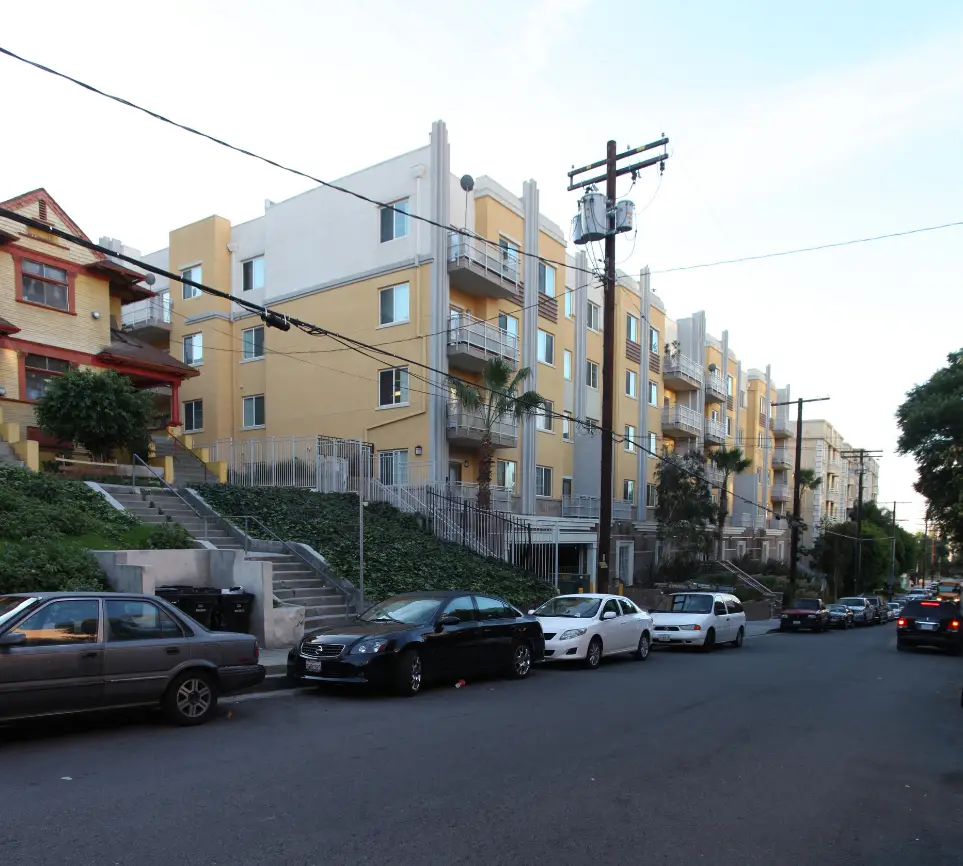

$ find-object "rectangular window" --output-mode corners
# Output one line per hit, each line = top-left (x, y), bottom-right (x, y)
(106, 599), (183, 641)
(183, 332), (203, 366)
(759, 396), (766, 413)
(379, 198), (409, 242)
(711, 409), (720, 422)
(241, 256), (265, 292)
(563, 349), (572, 381)
(537, 330), (554, 365)
(498, 312), (518, 338)
(242, 394), (265, 429)
(649, 326), (659, 354)
(23, 354), (70, 401)
(740, 390), (747, 409)
(241, 325), (264, 361)
(535, 465), (553, 498)
(184, 399), (203, 433)
(624, 479), (635, 503)
(182, 265), (202, 300)
(564, 290), (573, 318)
(625, 369), (637, 398)
(646, 483), (658, 508)
(758, 432), (764, 448)
(563, 412), (572, 441)
(496, 459), (516, 490)
(648, 431), (657, 456)
(648, 380), (658, 406)
(21, 259), (69, 311)
(727, 374), (734, 397)
(379, 449), (409, 485)
(587, 301), (601, 332)
(537, 399), (554, 432)
(626, 314), (639, 344)
(379, 283), (410, 326)
(562, 477), (572, 498)
(625, 425), (636, 451)
(726, 415), (732, 435)
(379, 367), (409, 406)
(587, 360), (599, 390)
(537, 262), (555, 297)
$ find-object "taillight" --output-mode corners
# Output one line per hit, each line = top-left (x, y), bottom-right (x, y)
(897, 618), (905, 627)
(950, 621), (960, 631)
(922, 601), (940, 607)
(254, 640), (260, 662)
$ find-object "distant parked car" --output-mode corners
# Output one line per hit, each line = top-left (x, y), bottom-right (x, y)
(0, 592), (265, 726)
(532, 594), (653, 668)
(780, 599), (831, 632)
(863, 596), (886, 624)
(827, 604), (854, 629)
(837, 597), (874, 626)
(288, 591), (545, 696)
(897, 600), (963, 654)
(886, 602), (901, 621)
(650, 592), (747, 651)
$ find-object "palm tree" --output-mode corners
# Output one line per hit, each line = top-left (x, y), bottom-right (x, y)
(448, 358), (545, 510)
(710, 446), (753, 559)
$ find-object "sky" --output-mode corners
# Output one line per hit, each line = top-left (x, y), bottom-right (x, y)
(2, 0), (961, 532)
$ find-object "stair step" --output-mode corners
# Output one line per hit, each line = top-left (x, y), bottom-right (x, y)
(278, 591), (342, 604)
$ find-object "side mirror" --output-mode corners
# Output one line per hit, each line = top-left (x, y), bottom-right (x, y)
(437, 615), (460, 629)
(0, 632), (26, 648)
(602, 611), (617, 621)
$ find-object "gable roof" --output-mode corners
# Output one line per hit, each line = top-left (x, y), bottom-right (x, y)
(0, 188), (102, 255)
(98, 329), (199, 380)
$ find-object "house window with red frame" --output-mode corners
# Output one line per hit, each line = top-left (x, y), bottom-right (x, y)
(22, 259), (70, 311)
(24, 354), (70, 400)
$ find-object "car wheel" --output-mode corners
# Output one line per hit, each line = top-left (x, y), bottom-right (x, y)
(163, 670), (217, 726)
(584, 636), (603, 669)
(732, 627), (745, 648)
(701, 628), (716, 652)
(509, 641), (533, 678)
(634, 631), (651, 660)
(394, 647), (423, 696)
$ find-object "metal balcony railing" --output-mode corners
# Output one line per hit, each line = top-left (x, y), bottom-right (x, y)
(771, 416), (794, 437)
(562, 495), (634, 520)
(121, 295), (172, 329)
(448, 232), (523, 298)
(662, 404), (703, 437)
(447, 312), (519, 366)
(772, 447), (792, 468)
(443, 481), (514, 513)
(770, 483), (790, 501)
(705, 372), (726, 402)
(446, 397), (518, 445)
(663, 353), (704, 387)
(704, 417), (726, 443)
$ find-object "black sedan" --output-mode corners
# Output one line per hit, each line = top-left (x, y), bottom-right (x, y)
(827, 604), (854, 629)
(287, 591), (545, 696)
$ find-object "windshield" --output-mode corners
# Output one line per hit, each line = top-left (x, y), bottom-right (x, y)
(937, 583), (960, 593)
(535, 597), (603, 618)
(828, 605), (847, 612)
(839, 598), (864, 607)
(657, 594), (713, 614)
(359, 597), (442, 625)
(789, 599), (820, 610)
(0, 596), (37, 628)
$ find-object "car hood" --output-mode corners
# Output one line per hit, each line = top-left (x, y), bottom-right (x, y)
(537, 616), (598, 631)
(302, 620), (414, 644)
(784, 608), (822, 615)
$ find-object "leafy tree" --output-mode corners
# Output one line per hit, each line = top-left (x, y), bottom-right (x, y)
(655, 449), (716, 566)
(35, 369), (154, 462)
(709, 446), (752, 558)
(783, 468), (823, 603)
(897, 348), (963, 555)
(447, 358), (544, 510)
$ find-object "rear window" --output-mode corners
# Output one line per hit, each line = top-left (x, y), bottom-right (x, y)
(901, 600), (959, 617)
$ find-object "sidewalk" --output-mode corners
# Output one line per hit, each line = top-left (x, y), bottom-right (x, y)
(745, 618), (781, 637)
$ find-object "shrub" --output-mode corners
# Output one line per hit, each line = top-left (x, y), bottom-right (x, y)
(0, 541), (108, 594)
(139, 522), (196, 550)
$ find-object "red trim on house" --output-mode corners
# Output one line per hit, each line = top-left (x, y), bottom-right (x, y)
(27, 427), (73, 450)
(0, 188), (100, 250)
(10, 248), (78, 316)
(0, 319), (19, 336)
(96, 358), (185, 383)
(171, 381), (181, 426)
(0, 336), (96, 366)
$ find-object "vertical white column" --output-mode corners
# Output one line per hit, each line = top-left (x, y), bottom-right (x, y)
(428, 121), (451, 485)
(520, 180), (540, 515)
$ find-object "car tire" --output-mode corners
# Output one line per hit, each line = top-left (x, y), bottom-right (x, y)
(508, 640), (533, 678)
(732, 627), (744, 648)
(634, 631), (651, 660)
(584, 636), (603, 669)
(701, 628), (716, 652)
(394, 647), (423, 697)
(163, 670), (218, 726)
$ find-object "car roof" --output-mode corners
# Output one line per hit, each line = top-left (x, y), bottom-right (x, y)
(552, 593), (618, 600)
(390, 591), (487, 600)
(0, 591), (151, 600)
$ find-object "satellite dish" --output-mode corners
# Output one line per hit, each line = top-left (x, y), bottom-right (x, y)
(460, 175), (475, 192)
(144, 273), (156, 286)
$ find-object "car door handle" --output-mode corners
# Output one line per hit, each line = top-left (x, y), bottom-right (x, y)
(165, 647), (181, 655)
(81, 650), (101, 659)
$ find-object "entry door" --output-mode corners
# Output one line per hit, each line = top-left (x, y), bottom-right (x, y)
(0, 598), (104, 720)
(713, 598), (733, 642)
(448, 461), (463, 484)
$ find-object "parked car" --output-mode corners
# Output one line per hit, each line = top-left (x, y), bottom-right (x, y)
(287, 591), (545, 696)
(650, 592), (747, 651)
(897, 600), (963, 654)
(886, 602), (901, 621)
(0, 592), (265, 726)
(827, 604), (854, 629)
(863, 595), (886, 624)
(532, 594), (653, 669)
(780, 599), (831, 632)
(838, 596), (874, 626)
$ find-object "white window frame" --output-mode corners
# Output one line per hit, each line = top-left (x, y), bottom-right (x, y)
(562, 411), (572, 441)
(241, 325), (264, 361)
(379, 449), (409, 485)
(625, 425), (636, 452)
(537, 329), (555, 366)
(241, 256), (264, 293)
(538, 261), (556, 298)
(242, 394), (265, 429)
(648, 432), (658, 457)
(496, 459), (517, 491)
(183, 399), (203, 433)
(587, 360), (600, 390)
(727, 374), (734, 397)
(537, 399), (554, 433)
(648, 380), (658, 407)
(378, 367), (409, 408)
(623, 480), (635, 504)
(625, 369), (637, 398)
(564, 290), (573, 318)
(379, 283), (410, 327)
(726, 415), (732, 435)
(498, 311), (518, 338)
(648, 326), (659, 355)
(626, 313), (639, 344)
(535, 465), (553, 498)
(587, 301), (601, 332)
(646, 483), (658, 508)
(380, 198), (409, 243)
(181, 265), (202, 300)
(183, 332), (203, 366)
(563, 349), (572, 381)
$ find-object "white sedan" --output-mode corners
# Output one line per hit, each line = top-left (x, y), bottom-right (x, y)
(650, 591), (747, 651)
(531, 594), (654, 669)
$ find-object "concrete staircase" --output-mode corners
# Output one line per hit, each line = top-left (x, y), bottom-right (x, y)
(266, 555), (351, 630)
(0, 435), (25, 469)
(151, 433), (213, 487)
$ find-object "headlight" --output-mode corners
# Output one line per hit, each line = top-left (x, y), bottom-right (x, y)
(678, 624), (702, 631)
(559, 628), (587, 641)
(781, 614), (788, 619)
(351, 638), (388, 655)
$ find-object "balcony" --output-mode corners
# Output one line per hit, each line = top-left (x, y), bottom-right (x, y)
(704, 416), (726, 445)
(447, 312), (518, 372)
(448, 233), (522, 301)
(704, 465), (724, 489)
(120, 295), (172, 341)
(704, 371), (726, 403)
(662, 353), (703, 391)
(443, 481), (514, 513)
(446, 397), (517, 449)
(771, 483), (790, 502)
(562, 496), (634, 521)
(772, 446), (792, 469)
(661, 404), (703, 439)
(771, 416), (794, 438)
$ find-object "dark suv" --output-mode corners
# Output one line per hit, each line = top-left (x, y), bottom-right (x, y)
(863, 595), (885, 625)
(897, 600), (963, 654)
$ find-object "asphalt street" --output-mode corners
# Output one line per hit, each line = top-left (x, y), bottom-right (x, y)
(3, 624), (963, 865)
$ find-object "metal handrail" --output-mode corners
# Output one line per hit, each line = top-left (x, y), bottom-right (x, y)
(131, 453), (213, 540)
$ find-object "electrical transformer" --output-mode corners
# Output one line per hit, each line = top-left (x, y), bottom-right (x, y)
(615, 200), (635, 234)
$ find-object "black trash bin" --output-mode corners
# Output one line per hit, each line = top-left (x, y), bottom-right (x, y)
(172, 587), (221, 629)
(155, 585), (192, 608)
(217, 592), (255, 634)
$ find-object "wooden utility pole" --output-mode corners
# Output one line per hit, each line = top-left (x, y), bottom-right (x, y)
(568, 137), (668, 593)
(841, 448), (883, 594)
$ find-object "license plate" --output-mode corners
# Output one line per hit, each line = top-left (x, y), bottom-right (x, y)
(305, 660), (325, 673)
(919, 622), (937, 631)
(792, 620), (801, 626)
(657, 634), (672, 642)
